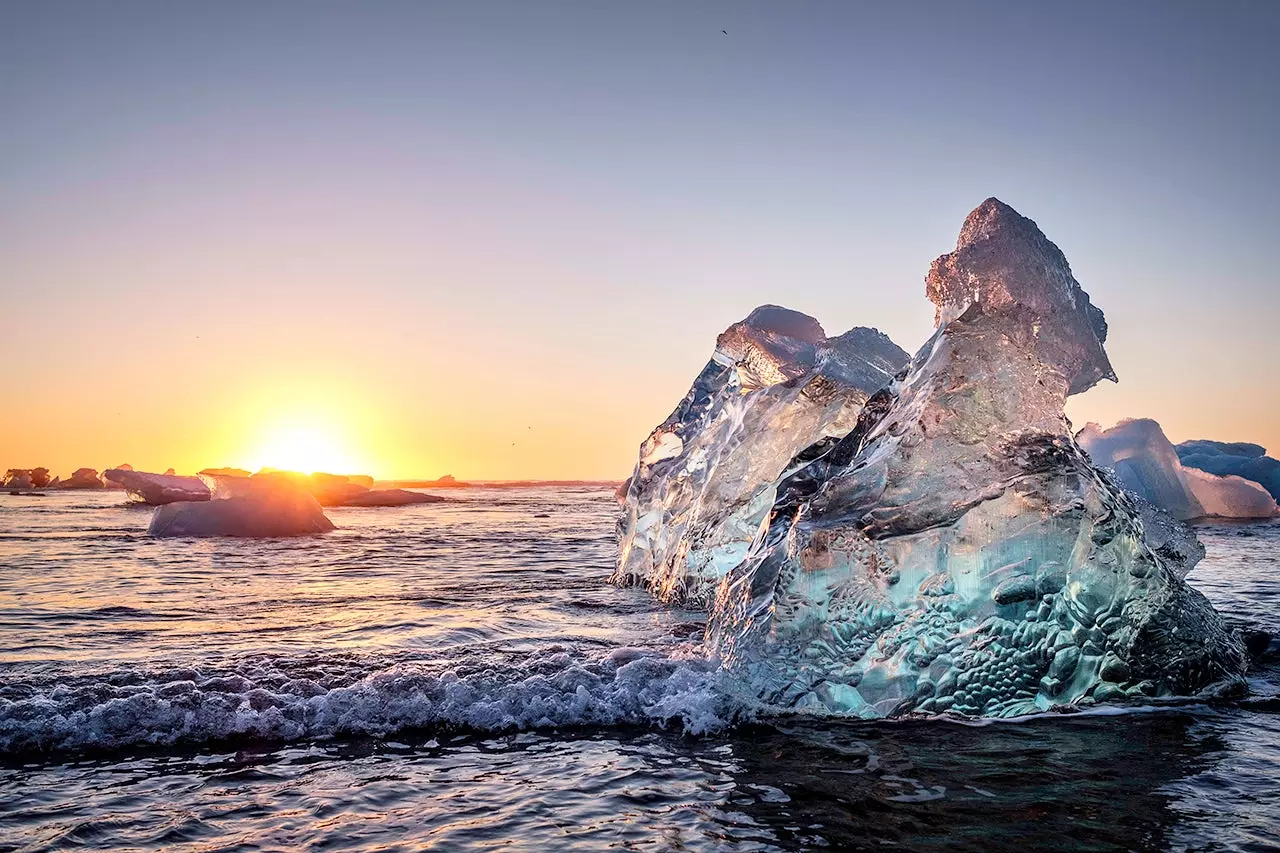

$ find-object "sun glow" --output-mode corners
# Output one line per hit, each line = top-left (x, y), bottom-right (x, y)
(243, 416), (368, 476)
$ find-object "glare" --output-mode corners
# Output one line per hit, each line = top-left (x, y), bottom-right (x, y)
(244, 416), (366, 475)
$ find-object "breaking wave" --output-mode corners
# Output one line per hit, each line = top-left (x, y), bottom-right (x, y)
(0, 646), (741, 755)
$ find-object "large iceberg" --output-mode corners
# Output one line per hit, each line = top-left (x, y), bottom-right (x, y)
(613, 306), (908, 605)
(1078, 420), (1278, 520)
(104, 468), (211, 504)
(701, 199), (1247, 718)
(1176, 439), (1280, 502)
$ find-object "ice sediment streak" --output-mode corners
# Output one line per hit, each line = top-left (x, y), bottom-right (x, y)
(707, 198), (1247, 719)
(613, 305), (908, 605)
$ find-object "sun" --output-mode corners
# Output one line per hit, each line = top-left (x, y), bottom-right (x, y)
(244, 416), (367, 476)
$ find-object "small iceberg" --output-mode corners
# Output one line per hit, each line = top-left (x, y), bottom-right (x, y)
(149, 472), (334, 538)
(105, 468), (211, 505)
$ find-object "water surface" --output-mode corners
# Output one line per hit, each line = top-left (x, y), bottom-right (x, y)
(1, 489), (1277, 851)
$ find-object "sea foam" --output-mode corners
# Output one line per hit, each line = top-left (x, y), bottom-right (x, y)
(0, 646), (739, 754)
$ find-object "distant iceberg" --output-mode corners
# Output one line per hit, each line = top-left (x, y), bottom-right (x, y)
(1176, 439), (1280, 502)
(200, 469), (444, 508)
(1078, 420), (1278, 520)
(3, 468), (51, 490)
(104, 469), (211, 505)
(149, 473), (334, 538)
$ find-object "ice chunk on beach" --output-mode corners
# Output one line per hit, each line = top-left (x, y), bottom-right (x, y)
(1078, 419), (1278, 520)
(613, 305), (908, 605)
(704, 199), (1247, 719)
(104, 469), (211, 505)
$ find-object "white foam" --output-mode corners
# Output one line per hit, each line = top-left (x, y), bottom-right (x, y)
(0, 647), (740, 754)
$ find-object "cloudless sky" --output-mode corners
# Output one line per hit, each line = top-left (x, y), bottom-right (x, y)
(2, 1), (1277, 479)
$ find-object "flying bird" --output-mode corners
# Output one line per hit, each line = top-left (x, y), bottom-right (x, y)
(722, 30), (728, 35)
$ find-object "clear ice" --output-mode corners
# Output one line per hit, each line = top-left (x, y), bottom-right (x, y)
(613, 305), (908, 605)
(619, 198), (1248, 719)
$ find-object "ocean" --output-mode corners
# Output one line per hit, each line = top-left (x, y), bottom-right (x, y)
(1, 487), (1277, 852)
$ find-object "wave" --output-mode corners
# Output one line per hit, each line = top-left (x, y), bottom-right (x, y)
(0, 647), (740, 756)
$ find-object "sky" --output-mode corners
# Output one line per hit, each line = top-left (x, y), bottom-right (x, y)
(2, 1), (1277, 480)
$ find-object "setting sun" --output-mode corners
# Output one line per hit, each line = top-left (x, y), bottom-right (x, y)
(242, 416), (367, 476)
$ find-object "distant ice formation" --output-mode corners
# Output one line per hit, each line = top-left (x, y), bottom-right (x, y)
(340, 488), (443, 507)
(56, 468), (105, 489)
(1078, 420), (1279, 520)
(104, 469), (211, 505)
(1176, 439), (1280, 502)
(3, 468), (51, 490)
(618, 198), (1248, 720)
(200, 470), (444, 508)
(612, 306), (908, 605)
(149, 475), (334, 538)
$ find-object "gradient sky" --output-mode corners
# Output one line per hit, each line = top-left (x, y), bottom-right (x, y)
(3, 1), (1277, 480)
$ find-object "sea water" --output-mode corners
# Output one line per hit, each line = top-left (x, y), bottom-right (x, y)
(1, 488), (1277, 851)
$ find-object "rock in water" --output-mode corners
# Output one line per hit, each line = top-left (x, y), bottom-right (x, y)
(104, 469), (211, 505)
(613, 305), (908, 605)
(1079, 419), (1278, 520)
(706, 199), (1247, 718)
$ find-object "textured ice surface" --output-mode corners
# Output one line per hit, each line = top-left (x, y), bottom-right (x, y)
(613, 305), (907, 605)
(1079, 420), (1278, 520)
(705, 199), (1247, 719)
(104, 469), (211, 505)
(1177, 439), (1280, 502)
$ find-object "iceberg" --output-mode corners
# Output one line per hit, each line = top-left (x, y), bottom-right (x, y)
(56, 468), (105, 489)
(702, 199), (1247, 718)
(613, 305), (908, 605)
(1176, 439), (1280, 502)
(201, 469), (445, 508)
(1078, 420), (1278, 520)
(339, 488), (444, 507)
(149, 473), (334, 538)
(104, 469), (211, 505)
(3, 468), (51, 490)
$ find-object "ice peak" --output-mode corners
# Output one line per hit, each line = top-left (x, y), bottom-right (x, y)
(739, 305), (826, 343)
(927, 198), (1116, 395)
(955, 197), (1036, 249)
(714, 305), (826, 386)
